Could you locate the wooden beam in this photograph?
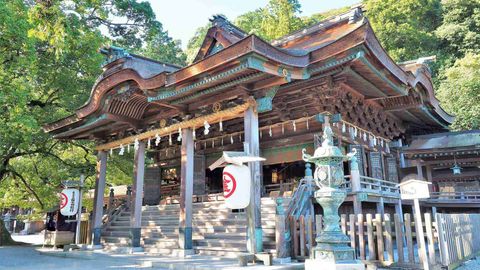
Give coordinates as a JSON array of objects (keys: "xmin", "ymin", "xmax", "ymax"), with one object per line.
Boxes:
[{"xmin": 104, "ymin": 113, "xmax": 143, "ymax": 129}]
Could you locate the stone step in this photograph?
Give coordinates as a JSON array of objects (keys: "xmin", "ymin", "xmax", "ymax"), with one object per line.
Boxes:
[
  {"xmin": 142, "ymin": 246, "xmax": 177, "ymax": 255},
  {"xmin": 192, "ymin": 246, "xmax": 248, "ymax": 258},
  {"xmin": 142, "ymin": 238, "xmax": 179, "ymax": 247},
  {"xmin": 140, "ymin": 226, "xmax": 275, "ymax": 234},
  {"xmin": 101, "ymin": 236, "xmax": 131, "ymax": 245}
]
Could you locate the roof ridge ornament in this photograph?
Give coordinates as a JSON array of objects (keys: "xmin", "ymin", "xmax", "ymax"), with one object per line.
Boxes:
[
  {"xmin": 348, "ymin": 6, "xmax": 364, "ymax": 24},
  {"xmin": 100, "ymin": 46, "xmax": 131, "ymax": 67}
]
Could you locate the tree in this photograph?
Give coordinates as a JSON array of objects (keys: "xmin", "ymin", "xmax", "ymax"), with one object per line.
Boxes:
[
  {"xmin": 363, "ymin": 0, "xmax": 442, "ymax": 62},
  {"xmin": 435, "ymin": 0, "xmax": 480, "ymax": 62},
  {"xmin": 185, "ymin": 24, "xmax": 211, "ymax": 64},
  {"xmin": 0, "ymin": 0, "xmax": 180, "ymax": 219},
  {"xmin": 437, "ymin": 53, "xmax": 480, "ymax": 130}
]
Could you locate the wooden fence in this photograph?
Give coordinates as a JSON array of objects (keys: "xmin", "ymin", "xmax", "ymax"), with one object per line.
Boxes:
[
  {"xmin": 286, "ymin": 213, "xmax": 439, "ymax": 267},
  {"xmin": 437, "ymin": 213, "xmax": 480, "ymax": 269}
]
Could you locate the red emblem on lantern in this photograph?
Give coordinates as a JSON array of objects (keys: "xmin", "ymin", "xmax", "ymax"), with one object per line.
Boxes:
[
  {"xmin": 223, "ymin": 171, "xmax": 237, "ymax": 198},
  {"xmin": 60, "ymin": 192, "xmax": 68, "ymax": 209}
]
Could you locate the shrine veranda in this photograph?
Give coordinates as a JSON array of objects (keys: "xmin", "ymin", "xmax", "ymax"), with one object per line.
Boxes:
[{"xmin": 44, "ymin": 8, "xmax": 479, "ymax": 256}]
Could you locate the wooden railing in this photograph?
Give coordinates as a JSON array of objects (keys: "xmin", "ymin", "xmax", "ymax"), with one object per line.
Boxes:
[
  {"xmin": 437, "ymin": 213, "xmax": 480, "ymax": 268},
  {"xmin": 343, "ymin": 175, "xmax": 400, "ymax": 198},
  {"xmin": 264, "ymin": 182, "xmax": 295, "ymax": 196},
  {"xmin": 287, "ymin": 212, "xmax": 440, "ymax": 267},
  {"xmin": 427, "ymin": 191, "xmax": 480, "ymax": 202}
]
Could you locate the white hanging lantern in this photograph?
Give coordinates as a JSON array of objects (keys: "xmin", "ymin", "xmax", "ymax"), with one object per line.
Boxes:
[
  {"xmin": 223, "ymin": 164, "xmax": 251, "ymax": 209},
  {"xmin": 60, "ymin": 188, "xmax": 80, "ymax": 216}
]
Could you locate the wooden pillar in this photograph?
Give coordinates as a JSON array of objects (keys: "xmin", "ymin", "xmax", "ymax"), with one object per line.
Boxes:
[
  {"xmin": 244, "ymin": 106, "xmax": 263, "ymax": 253},
  {"xmin": 131, "ymin": 141, "xmax": 145, "ymax": 248},
  {"xmin": 416, "ymin": 163, "xmax": 424, "ymax": 179},
  {"xmin": 351, "ymin": 157, "xmax": 363, "ymax": 215},
  {"xmin": 376, "ymin": 197, "xmax": 385, "ymax": 215},
  {"xmin": 92, "ymin": 150, "xmax": 107, "ymax": 246},
  {"xmin": 179, "ymin": 128, "xmax": 194, "ymax": 250}
]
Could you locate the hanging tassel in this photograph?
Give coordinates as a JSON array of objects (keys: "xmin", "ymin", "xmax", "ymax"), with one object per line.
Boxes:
[
  {"xmin": 177, "ymin": 128, "xmax": 182, "ymax": 142},
  {"xmin": 127, "ymin": 143, "xmax": 131, "ymax": 153},
  {"xmin": 134, "ymin": 138, "xmax": 139, "ymax": 151},
  {"xmin": 147, "ymin": 139, "xmax": 151, "ymax": 149},
  {"xmin": 306, "ymin": 119, "xmax": 310, "ymax": 130},
  {"xmin": 282, "ymin": 123, "xmax": 285, "ymax": 134},
  {"xmin": 119, "ymin": 144, "xmax": 125, "ymax": 155},
  {"xmin": 269, "ymin": 126, "xmax": 273, "ymax": 137},
  {"xmin": 219, "ymin": 120, "xmax": 223, "ymax": 132},
  {"xmin": 230, "ymin": 135, "xmax": 234, "ymax": 144},
  {"xmin": 169, "ymin": 133, "xmax": 172, "ymax": 145},
  {"xmin": 110, "ymin": 148, "xmax": 113, "ymax": 156},
  {"xmin": 155, "ymin": 134, "xmax": 161, "ymax": 146},
  {"xmin": 192, "ymin": 128, "xmax": 196, "ymax": 140},
  {"xmin": 203, "ymin": 120, "xmax": 210, "ymax": 135},
  {"xmin": 293, "ymin": 120, "xmax": 296, "ymax": 132}
]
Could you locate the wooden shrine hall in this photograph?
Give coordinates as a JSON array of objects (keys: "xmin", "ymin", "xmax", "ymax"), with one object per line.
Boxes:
[{"xmin": 44, "ymin": 7, "xmax": 454, "ymax": 256}]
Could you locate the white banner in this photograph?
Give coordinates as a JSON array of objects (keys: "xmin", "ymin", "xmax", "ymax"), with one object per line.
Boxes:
[{"xmin": 60, "ymin": 188, "xmax": 80, "ymax": 216}]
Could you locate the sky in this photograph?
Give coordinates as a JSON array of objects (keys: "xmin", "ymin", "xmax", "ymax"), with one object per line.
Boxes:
[{"xmin": 147, "ymin": 0, "xmax": 360, "ymax": 49}]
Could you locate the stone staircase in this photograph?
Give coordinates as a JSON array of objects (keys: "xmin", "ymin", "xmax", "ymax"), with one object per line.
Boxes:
[{"xmin": 101, "ymin": 197, "xmax": 288, "ymax": 257}]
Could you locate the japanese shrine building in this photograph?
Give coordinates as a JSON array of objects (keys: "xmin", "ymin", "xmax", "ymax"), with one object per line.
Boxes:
[{"xmin": 44, "ymin": 7, "xmax": 458, "ymax": 255}]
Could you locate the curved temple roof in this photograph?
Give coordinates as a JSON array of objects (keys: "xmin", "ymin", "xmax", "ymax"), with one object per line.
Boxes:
[{"xmin": 44, "ymin": 7, "xmax": 453, "ymax": 140}]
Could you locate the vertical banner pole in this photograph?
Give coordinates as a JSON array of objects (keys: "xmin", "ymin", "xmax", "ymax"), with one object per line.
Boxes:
[{"xmin": 75, "ymin": 174, "xmax": 85, "ymax": 244}]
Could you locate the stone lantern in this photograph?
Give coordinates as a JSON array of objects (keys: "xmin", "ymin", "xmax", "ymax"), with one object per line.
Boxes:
[{"xmin": 303, "ymin": 115, "xmax": 364, "ymax": 270}]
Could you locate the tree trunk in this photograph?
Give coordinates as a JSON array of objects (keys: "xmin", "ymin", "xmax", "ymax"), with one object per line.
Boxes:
[{"xmin": 0, "ymin": 219, "xmax": 16, "ymax": 246}]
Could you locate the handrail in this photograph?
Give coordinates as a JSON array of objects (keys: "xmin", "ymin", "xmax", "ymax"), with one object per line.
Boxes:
[
  {"xmin": 343, "ymin": 175, "xmax": 400, "ymax": 198},
  {"xmin": 428, "ymin": 191, "xmax": 480, "ymax": 201}
]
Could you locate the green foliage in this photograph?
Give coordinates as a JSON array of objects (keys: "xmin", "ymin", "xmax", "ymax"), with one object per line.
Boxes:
[
  {"xmin": 437, "ymin": 53, "xmax": 480, "ymax": 130},
  {"xmin": 435, "ymin": 0, "xmax": 480, "ymax": 61},
  {"xmin": 0, "ymin": 0, "xmax": 181, "ymax": 212},
  {"xmin": 185, "ymin": 24, "xmax": 211, "ymax": 64},
  {"xmin": 364, "ymin": 0, "xmax": 442, "ymax": 62}
]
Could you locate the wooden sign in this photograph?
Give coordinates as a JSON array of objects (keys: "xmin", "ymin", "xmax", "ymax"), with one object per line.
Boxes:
[
  {"xmin": 368, "ymin": 151, "xmax": 383, "ymax": 179},
  {"xmin": 398, "ymin": 180, "xmax": 432, "ymax": 200}
]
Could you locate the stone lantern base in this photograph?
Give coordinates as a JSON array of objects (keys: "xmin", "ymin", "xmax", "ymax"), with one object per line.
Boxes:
[{"xmin": 305, "ymin": 188, "xmax": 365, "ymax": 270}]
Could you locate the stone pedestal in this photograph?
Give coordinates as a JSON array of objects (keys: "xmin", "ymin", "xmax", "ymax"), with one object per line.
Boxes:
[{"xmin": 306, "ymin": 189, "xmax": 364, "ymax": 270}]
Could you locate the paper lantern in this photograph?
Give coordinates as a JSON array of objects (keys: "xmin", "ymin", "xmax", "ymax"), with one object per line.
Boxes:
[
  {"xmin": 60, "ymin": 188, "xmax": 80, "ymax": 216},
  {"xmin": 223, "ymin": 164, "xmax": 251, "ymax": 209}
]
